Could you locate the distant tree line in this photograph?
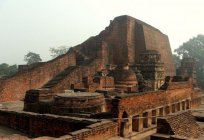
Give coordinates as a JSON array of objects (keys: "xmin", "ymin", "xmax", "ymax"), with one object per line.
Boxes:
[{"xmin": 0, "ymin": 46, "xmax": 69, "ymax": 78}]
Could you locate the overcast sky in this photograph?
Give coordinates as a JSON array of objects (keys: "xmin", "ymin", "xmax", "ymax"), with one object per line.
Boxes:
[{"xmin": 0, "ymin": 0, "xmax": 204, "ymax": 65}]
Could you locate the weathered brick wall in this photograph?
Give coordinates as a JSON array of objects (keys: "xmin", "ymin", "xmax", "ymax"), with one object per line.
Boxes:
[
  {"xmin": 0, "ymin": 15, "xmax": 176, "ymax": 101},
  {"xmin": 74, "ymin": 16, "xmax": 129, "ymax": 66},
  {"xmin": 111, "ymin": 82, "xmax": 194, "ymax": 136},
  {"xmin": 112, "ymin": 82, "xmax": 192, "ymax": 119},
  {"xmin": 50, "ymin": 59, "xmax": 102, "ymax": 93},
  {"xmin": 142, "ymin": 24, "xmax": 175, "ymax": 76},
  {"xmin": 191, "ymin": 88, "xmax": 204, "ymax": 108},
  {"xmin": 0, "ymin": 53, "xmax": 76, "ymax": 102},
  {"xmin": 191, "ymin": 96, "xmax": 204, "ymax": 109},
  {"xmin": 0, "ymin": 109, "xmax": 95, "ymax": 138},
  {"xmin": 69, "ymin": 121, "xmax": 118, "ymax": 140},
  {"xmin": 74, "ymin": 15, "xmax": 175, "ymax": 76},
  {"xmin": 0, "ymin": 109, "xmax": 117, "ymax": 140}
]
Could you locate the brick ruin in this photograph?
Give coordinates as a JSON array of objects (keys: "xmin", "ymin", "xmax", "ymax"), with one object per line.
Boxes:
[
  {"xmin": 0, "ymin": 15, "xmax": 203, "ymax": 140},
  {"xmin": 0, "ymin": 15, "xmax": 176, "ymax": 102},
  {"xmin": 151, "ymin": 111, "xmax": 202, "ymax": 139}
]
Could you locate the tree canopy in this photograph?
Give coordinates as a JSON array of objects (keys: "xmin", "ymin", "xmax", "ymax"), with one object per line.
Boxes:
[
  {"xmin": 24, "ymin": 52, "xmax": 42, "ymax": 65},
  {"xmin": 174, "ymin": 34, "xmax": 204, "ymax": 66},
  {"xmin": 49, "ymin": 46, "xmax": 69, "ymax": 58},
  {"xmin": 172, "ymin": 54, "xmax": 181, "ymax": 69},
  {"xmin": 0, "ymin": 63, "xmax": 18, "ymax": 78},
  {"xmin": 174, "ymin": 34, "xmax": 204, "ymax": 87}
]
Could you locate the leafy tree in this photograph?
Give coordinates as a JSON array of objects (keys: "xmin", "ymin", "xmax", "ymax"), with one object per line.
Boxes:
[
  {"xmin": 0, "ymin": 63, "xmax": 9, "ymax": 77},
  {"xmin": 24, "ymin": 52, "xmax": 42, "ymax": 65},
  {"xmin": 174, "ymin": 34, "xmax": 204, "ymax": 66},
  {"xmin": 49, "ymin": 46, "xmax": 69, "ymax": 58},
  {"xmin": 174, "ymin": 34, "xmax": 204, "ymax": 87},
  {"xmin": 0, "ymin": 63, "xmax": 18, "ymax": 77},
  {"xmin": 7, "ymin": 64, "xmax": 18, "ymax": 76},
  {"xmin": 172, "ymin": 54, "xmax": 181, "ymax": 68}
]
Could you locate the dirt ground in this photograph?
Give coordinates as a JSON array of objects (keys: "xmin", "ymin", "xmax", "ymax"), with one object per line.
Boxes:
[{"xmin": 0, "ymin": 125, "xmax": 25, "ymax": 136}]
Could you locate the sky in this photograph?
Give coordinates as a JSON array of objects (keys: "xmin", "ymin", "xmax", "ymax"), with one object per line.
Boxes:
[{"xmin": 0, "ymin": 0, "xmax": 204, "ymax": 65}]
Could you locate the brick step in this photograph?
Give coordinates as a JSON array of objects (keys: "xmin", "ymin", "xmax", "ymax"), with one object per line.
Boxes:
[{"xmin": 42, "ymin": 66, "xmax": 77, "ymax": 88}]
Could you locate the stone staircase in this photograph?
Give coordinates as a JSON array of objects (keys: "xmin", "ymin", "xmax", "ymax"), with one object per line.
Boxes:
[{"xmin": 43, "ymin": 66, "xmax": 77, "ymax": 88}]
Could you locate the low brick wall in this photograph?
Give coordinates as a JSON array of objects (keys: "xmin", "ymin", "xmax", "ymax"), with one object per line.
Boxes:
[
  {"xmin": 113, "ymin": 84, "xmax": 192, "ymax": 119},
  {"xmin": 0, "ymin": 109, "xmax": 117, "ymax": 140},
  {"xmin": 68, "ymin": 120, "xmax": 118, "ymax": 140},
  {"xmin": 191, "ymin": 96, "xmax": 204, "ymax": 109},
  {"xmin": 0, "ymin": 109, "xmax": 96, "ymax": 138}
]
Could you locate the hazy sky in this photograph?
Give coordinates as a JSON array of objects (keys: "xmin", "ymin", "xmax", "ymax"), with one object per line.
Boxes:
[{"xmin": 0, "ymin": 0, "xmax": 204, "ymax": 64}]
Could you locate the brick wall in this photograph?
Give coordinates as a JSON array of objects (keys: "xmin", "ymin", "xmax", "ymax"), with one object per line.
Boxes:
[
  {"xmin": 74, "ymin": 15, "xmax": 175, "ymax": 75},
  {"xmin": 0, "ymin": 109, "xmax": 117, "ymax": 140},
  {"xmin": 112, "ymin": 81, "xmax": 192, "ymax": 120},
  {"xmin": 0, "ymin": 52, "xmax": 76, "ymax": 102},
  {"xmin": 69, "ymin": 121, "xmax": 118, "ymax": 140},
  {"xmin": 0, "ymin": 109, "xmax": 95, "ymax": 138},
  {"xmin": 142, "ymin": 24, "xmax": 175, "ymax": 76},
  {"xmin": 0, "ymin": 15, "xmax": 176, "ymax": 101},
  {"xmin": 50, "ymin": 59, "xmax": 102, "ymax": 93}
]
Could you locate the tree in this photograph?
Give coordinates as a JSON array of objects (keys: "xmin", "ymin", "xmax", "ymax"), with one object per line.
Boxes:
[
  {"xmin": 49, "ymin": 46, "xmax": 69, "ymax": 58},
  {"xmin": 24, "ymin": 52, "xmax": 42, "ymax": 65},
  {"xmin": 0, "ymin": 63, "xmax": 9, "ymax": 77},
  {"xmin": 172, "ymin": 54, "xmax": 181, "ymax": 69},
  {"xmin": 174, "ymin": 34, "xmax": 204, "ymax": 66},
  {"xmin": 0, "ymin": 63, "xmax": 18, "ymax": 77},
  {"xmin": 174, "ymin": 34, "xmax": 204, "ymax": 87},
  {"xmin": 7, "ymin": 64, "xmax": 18, "ymax": 76}
]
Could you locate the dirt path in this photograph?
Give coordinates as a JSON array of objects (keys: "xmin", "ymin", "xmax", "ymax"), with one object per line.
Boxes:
[{"xmin": 0, "ymin": 125, "xmax": 25, "ymax": 136}]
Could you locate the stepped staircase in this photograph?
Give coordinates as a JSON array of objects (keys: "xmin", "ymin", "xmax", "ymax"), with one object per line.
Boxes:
[
  {"xmin": 42, "ymin": 58, "xmax": 96, "ymax": 89},
  {"xmin": 42, "ymin": 66, "xmax": 77, "ymax": 88},
  {"xmin": 42, "ymin": 48, "xmax": 100, "ymax": 90}
]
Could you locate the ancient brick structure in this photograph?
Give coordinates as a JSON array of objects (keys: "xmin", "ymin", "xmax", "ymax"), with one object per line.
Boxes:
[
  {"xmin": 0, "ymin": 52, "xmax": 76, "ymax": 102},
  {"xmin": 0, "ymin": 15, "xmax": 175, "ymax": 102},
  {"xmin": 0, "ymin": 109, "xmax": 94, "ymax": 137},
  {"xmin": 137, "ymin": 50, "xmax": 165, "ymax": 90},
  {"xmin": 73, "ymin": 16, "xmax": 175, "ymax": 75},
  {"xmin": 0, "ymin": 75, "xmax": 202, "ymax": 139},
  {"xmin": 51, "ymin": 92, "xmax": 105, "ymax": 115},
  {"xmin": 113, "ymin": 64, "xmax": 138, "ymax": 92},
  {"xmin": 0, "ymin": 15, "xmax": 203, "ymax": 140},
  {"xmin": 151, "ymin": 111, "xmax": 201, "ymax": 140},
  {"xmin": 111, "ymin": 77, "xmax": 194, "ymax": 138},
  {"xmin": 0, "ymin": 109, "xmax": 117, "ymax": 139}
]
